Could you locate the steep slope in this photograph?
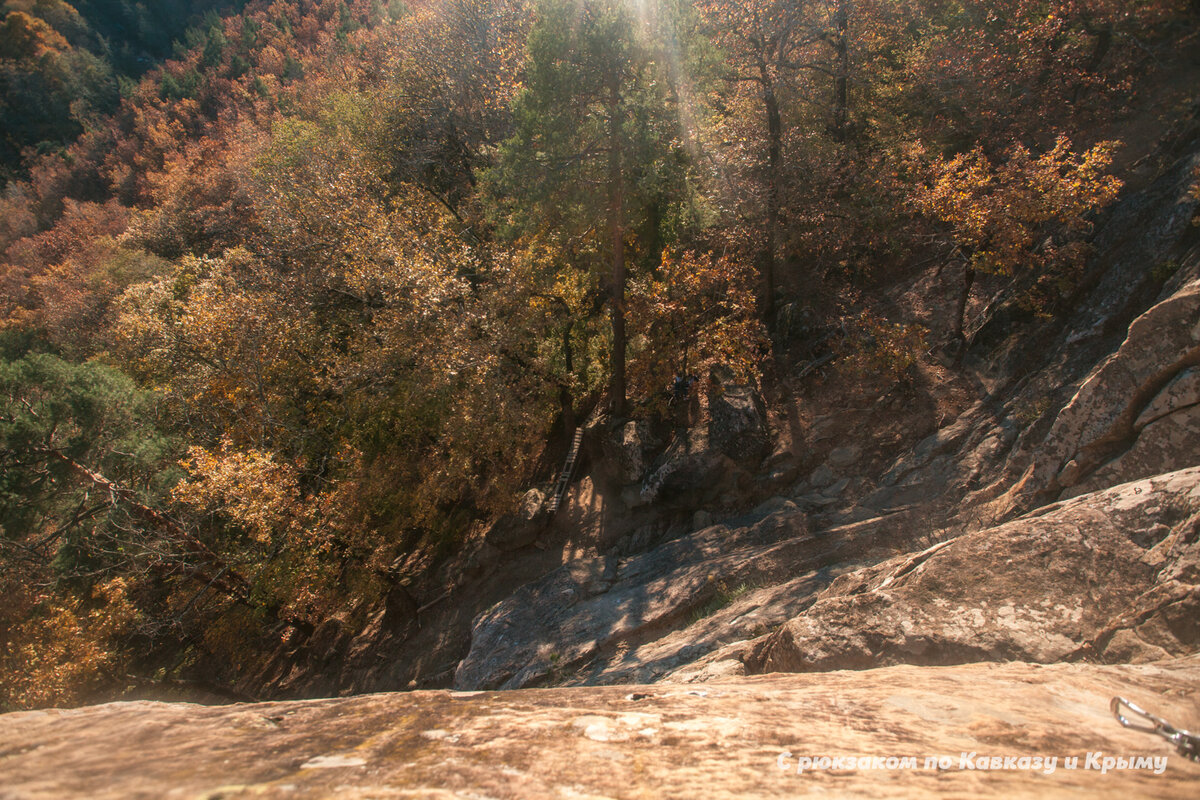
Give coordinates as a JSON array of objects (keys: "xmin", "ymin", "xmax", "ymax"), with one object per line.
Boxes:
[
  {"xmin": 436, "ymin": 119, "xmax": 1200, "ymax": 693},
  {"xmin": 747, "ymin": 467, "xmax": 1200, "ymax": 675},
  {"xmin": 236, "ymin": 110, "xmax": 1200, "ymax": 703}
]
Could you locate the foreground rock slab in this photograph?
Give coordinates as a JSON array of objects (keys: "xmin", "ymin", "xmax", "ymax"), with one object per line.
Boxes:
[{"xmin": 2, "ymin": 659, "xmax": 1199, "ymax": 799}]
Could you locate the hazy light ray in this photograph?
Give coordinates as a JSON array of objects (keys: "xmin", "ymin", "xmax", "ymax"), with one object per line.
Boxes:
[{"xmin": 623, "ymin": 0, "xmax": 704, "ymax": 164}]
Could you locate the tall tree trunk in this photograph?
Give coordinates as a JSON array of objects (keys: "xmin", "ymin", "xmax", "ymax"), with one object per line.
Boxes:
[
  {"xmin": 1036, "ymin": 16, "xmax": 1070, "ymax": 90},
  {"xmin": 762, "ymin": 70, "xmax": 781, "ymax": 325},
  {"xmin": 1072, "ymin": 24, "xmax": 1113, "ymax": 103},
  {"xmin": 608, "ymin": 78, "xmax": 627, "ymax": 417},
  {"xmin": 561, "ymin": 320, "xmax": 575, "ymax": 436},
  {"xmin": 832, "ymin": 0, "xmax": 850, "ymax": 142},
  {"xmin": 953, "ymin": 264, "xmax": 975, "ymax": 367},
  {"xmin": 1084, "ymin": 26, "xmax": 1113, "ymax": 73}
]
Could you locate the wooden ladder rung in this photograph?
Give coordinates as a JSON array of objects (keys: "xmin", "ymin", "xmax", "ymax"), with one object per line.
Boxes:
[{"xmin": 545, "ymin": 426, "xmax": 586, "ymax": 516}]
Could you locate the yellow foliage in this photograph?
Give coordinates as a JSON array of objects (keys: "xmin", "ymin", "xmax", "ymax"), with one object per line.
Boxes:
[
  {"xmin": 911, "ymin": 135, "xmax": 1122, "ymax": 288},
  {"xmin": 173, "ymin": 440, "xmax": 304, "ymax": 546},
  {"xmin": 0, "ymin": 580, "xmax": 137, "ymax": 710},
  {"xmin": 0, "ymin": 10, "xmax": 70, "ymax": 61},
  {"xmin": 837, "ymin": 311, "xmax": 928, "ymax": 383},
  {"xmin": 630, "ymin": 249, "xmax": 769, "ymax": 405},
  {"xmin": 172, "ymin": 439, "xmax": 351, "ymax": 624}
]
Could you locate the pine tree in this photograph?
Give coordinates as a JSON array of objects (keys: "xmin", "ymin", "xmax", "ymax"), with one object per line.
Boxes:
[{"xmin": 484, "ymin": 0, "xmax": 692, "ymax": 417}]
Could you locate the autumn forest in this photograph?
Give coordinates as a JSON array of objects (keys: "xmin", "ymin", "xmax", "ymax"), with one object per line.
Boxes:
[{"xmin": 1, "ymin": 0, "xmax": 1196, "ymax": 708}]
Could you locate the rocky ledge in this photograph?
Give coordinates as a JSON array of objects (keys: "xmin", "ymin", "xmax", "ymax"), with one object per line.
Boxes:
[
  {"xmin": 453, "ymin": 465, "xmax": 1200, "ymax": 691},
  {"xmin": 2, "ymin": 659, "xmax": 1198, "ymax": 799}
]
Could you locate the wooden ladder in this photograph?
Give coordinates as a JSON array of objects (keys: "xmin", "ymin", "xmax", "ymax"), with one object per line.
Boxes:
[{"xmin": 546, "ymin": 426, "xmax": 585, "ymax": 515}]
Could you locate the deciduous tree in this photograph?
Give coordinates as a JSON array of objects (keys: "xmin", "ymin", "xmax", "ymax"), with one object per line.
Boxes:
[{"xmin": 910, "ymin": 135, "xmax": 1122, "ymax": 355}]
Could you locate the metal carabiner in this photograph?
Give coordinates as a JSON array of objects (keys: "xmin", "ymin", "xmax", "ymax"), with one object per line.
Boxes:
[
  {"xmin": 1112, "ymin": 696, "xmax": 1200, "ymax": 762},
  {"xmin": 1112, "ymin": 696, "xmax": 1169, "ymax": 733}
]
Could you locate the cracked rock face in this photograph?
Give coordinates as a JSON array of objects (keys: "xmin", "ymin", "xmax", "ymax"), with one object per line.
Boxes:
[
  {"xmin": 707, "ymin": 381, "xmax": 771, "ymax": 464},
  {"xmin": 1023, "ymin": 280, "xmax": 1200, "ymax": 503},
  {"xmin": 1068, "ymin": 403, "xmax": 1200, "ymax": 499},
  {"xmin": 452, "ymin": 506, "xmax": 822, "ymax": 691},
  {"xmin": 1134, "ymin": 367, "xmax": 1200, "ymax": 431},
  {"xmin": 457, "ymin": 462, "xmax": 1200, "ymax": 692},
  {"xmin": 748, "ymin": 467, "xmax": 1200, "ymax": 675},
  {"xmin": 2, "ymin": 659, "xmax": 1198, "ymax": 798}
]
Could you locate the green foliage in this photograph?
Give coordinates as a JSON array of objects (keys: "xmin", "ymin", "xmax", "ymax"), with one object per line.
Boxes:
[
  {"xmin": 0, "ymin": 7, "xmax": 118, "ymax": 176},
  {"xmin": 1151, "ymin": 259, "xmax": 1180, "ymax": 284},
  {"xmin": 281, "ymin": 53, "xmax": 303, "ymax": 82},
  {"xmin": 485, "ymin": 0, "xmax": 694, "ymax": 246},
  {"xmin": 76, "ymin": 1, "xmax": 248, "ymax": 75},
  {"xmin": 386, "ymin": 0, "xmax": 408, "ymax": 21},
  {"xmin": 690, "ymin": 579, "xmax": 755, "ymax": 624},
  {"xmin": 0, "ymin": 353, "xmax": 178, "ymax": 538},
  {"xmin": 483, "ymin": 0, "xmax": 707, "ymax": 411},
  {"xmin": 1012, "ymin": 394, "xmax": 1052, "ymax": 426},
  {"xmin": 159, "ymin": 68, "xmax": 201, "ymax": 100}
]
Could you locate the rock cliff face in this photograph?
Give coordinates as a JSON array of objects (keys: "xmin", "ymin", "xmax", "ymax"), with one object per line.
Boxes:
[
  {"xmin": 200, "ymin": 119, "xmax": 1200, "ymax": 709},
  {"xmin": 445, "ymin": 255, "xmax": 1200, "ymax": 692},
  {"xmin": 454, "ymin": 464, "xmax": 1200, "ymax": 690},
  {"xmin": 453, "ymin": 499, "xmax": 912, "ymax": 689},
  {"xmin": 1015, "ymin": 281, "xmax": 1200, "ymax": 506}
]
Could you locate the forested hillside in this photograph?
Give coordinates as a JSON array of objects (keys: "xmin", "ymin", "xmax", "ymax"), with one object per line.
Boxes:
[
  {"xmin": 1, "ymin": 0, "xmax": 1196, "ymax": 709},
  {"xmin": 0, "ymin": 0, "xmax": 249, "ymax": 179}
]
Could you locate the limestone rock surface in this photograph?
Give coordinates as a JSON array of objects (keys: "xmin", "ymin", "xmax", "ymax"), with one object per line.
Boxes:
[
  {"xmin": 1023, "ymin": 279, "xmax": 1200, "ymax": 502},
  {"xmin": 2, "ymin": 659, "xmax": 1198, "ymax": 799},
  {"xmin": 707, "ymin": 381, "xmax": 771, "ymax": 465}
]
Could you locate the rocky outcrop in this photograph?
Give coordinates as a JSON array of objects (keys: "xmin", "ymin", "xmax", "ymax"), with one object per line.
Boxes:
[
  {"xmin": 459, "ymin": 458, "xmax": 1200, "ymax": 691},
  {"xmin": 859, "ymin": 399, "xmax": 1015, "ymax": 515},
  {"xmin": 887, "ymin": 134, "xmax": 1200, "ymax": 526},
  {"xmin": 3, "ymin": 659, "xmax": 1198, "ymax": 799},
  {"xmin": 971, "ymin": 125, "xmax": 1200, "ymax": 389},
  {"xmin": 748, "ymin": 467, "xmax": 1200, "ymax": 675},
  {"xmin": 707, "ymin": 379, "xmax": 771, "ymax": 464},
  {"xmin": 453, "ymin": 501, "xmax": 927, "ymax": 690},
  {"xmin": 1070, "ymin": 403, "xmax": 1200, "ymax": 500},
  {"xmin": 1021, "ymin": 280, "xmax": 1200, "ymax": 503},
  {"xmin": 632, "ymin": 380, "xmax": 771, "ymax": 510},
  {"xmin": 245, "ymin": 132, "xmax": 1200, "ymax": 708},
  {"xmin": 858, "ymin": 276, "xmax": 1200, "ymax": 531},
  {"xmin": 607, "ymin": 419, "xmax": 657, "ymax": 484},
  {"xmin": 1075, "ymin": 139, "xmax": 1200, "ymax": 341}
]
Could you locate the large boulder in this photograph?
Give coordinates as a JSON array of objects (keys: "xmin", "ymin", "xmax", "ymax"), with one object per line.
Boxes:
[
  {"xmin": 748, "ymin": 467, "xmax": 1200, "ymax": 675},
  {"xmin": 707, "ymin": 378, "xmax": 771, "ymax": 464},
  {"xmin": 609, "ymin": 419, "xmax": 655, "ymax": 484}
]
